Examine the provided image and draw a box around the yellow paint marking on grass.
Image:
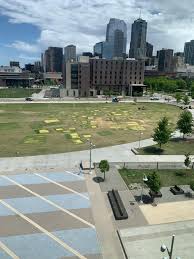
[0,241,20,259]
[39,129,49,134]
[0,199,87,259]
[44,119,59,124]
[1,175,95,229]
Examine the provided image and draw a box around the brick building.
[64,57,145,97]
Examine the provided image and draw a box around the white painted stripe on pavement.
[0,241,20,259]
[34,173,89,200]
[1,175,95,229]
[0,199,87,259]
[65,171,84,180]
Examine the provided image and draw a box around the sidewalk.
[85,171,125,259]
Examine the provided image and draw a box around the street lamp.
[139,131,143,148]
[140,174,148,203]
[87,139,95,175]
[160,235,180,259]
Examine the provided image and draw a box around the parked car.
[25,97,33,101]
[150,96,160,100]
[112,97,119,102]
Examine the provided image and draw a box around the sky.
[0,0,194,66]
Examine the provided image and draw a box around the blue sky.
[0,0,194,67]
[0,15,40,65]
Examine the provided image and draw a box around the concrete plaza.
[119,220,194,259]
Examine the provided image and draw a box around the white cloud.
[1,0,194,58]
[7,41,39,53]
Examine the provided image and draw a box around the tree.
[147,172,161,193]
[177,111,193,139]
[175,92,182,104]
[184,153,191,168]
[99,160,109,181]
[183,95,190,105]
[153,117,172,149]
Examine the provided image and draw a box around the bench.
[107,189,128,220]
[170,185,184,195]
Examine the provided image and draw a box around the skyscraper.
[44,47,63,72]
[64,45,76,63]
[184,40,194,65]
[158,49,174,73]
[129,18,147,59]
[106,18,127,58]
[93,42,103,58]
[146,42,153,58]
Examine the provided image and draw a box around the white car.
[150,96,160,100]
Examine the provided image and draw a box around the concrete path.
[0,136,193,172]
[85,171,125,259]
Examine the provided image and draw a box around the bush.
[147,172,161,193]
[175,171,186,177]
[190,181,194,191]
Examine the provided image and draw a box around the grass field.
[0,102,180,157]
[138,138,194,155]
[0,88,41,98]
[119,168,194,187]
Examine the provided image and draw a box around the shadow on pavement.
[93,176,104,183]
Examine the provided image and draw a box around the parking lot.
[0,170,102,259]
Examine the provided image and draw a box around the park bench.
[107,189,128,220]
[170,185,184,195]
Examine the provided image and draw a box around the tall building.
[106,18,127,58]
[146,42,153,58]
[158,49,174,73]
[10,61,20,68]
[82,52,93,57]
[129,18,147,59]
[184,40,194,65]
[64,58,145,97]
[44,47,63,72]
[93,42,103,57]
[25,64,35,73]
[173,52,185,72]
[64,45,76,63]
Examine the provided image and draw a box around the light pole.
[139,131,143,149]
[87,139,95,175]
[140,174,148,203]
[161,235,180,259]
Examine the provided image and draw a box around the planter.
[149,190,162,198]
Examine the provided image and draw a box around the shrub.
[190,181,194,191]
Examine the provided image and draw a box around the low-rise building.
[0,66,35,87]
[63,57,145,97]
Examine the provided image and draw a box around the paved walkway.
[85,171,125,259]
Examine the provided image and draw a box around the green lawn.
[138,139,194,155]
[0,88,41,98]
[0,102,180,157]
[119,168,194,187]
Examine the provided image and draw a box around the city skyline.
[1,1,194,65]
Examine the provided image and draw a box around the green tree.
[177,111,193,139]
[184,153,191,168]
[153,117,172,149]
[147,172,161,193]
[175,92,182,104]
[99,160,110,181]
[183,95,190,105]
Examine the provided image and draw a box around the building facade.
[10,61,20,68]
[64,45,76,63]
[44,47,63,72]
[106,18,127,58]
[64,58,145,97]
[0,66,34,87]
[93,42,103,57]
[184,40,194,65]
[146,42,153,58]
[158,49,174,73]
[129,18,147,60]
